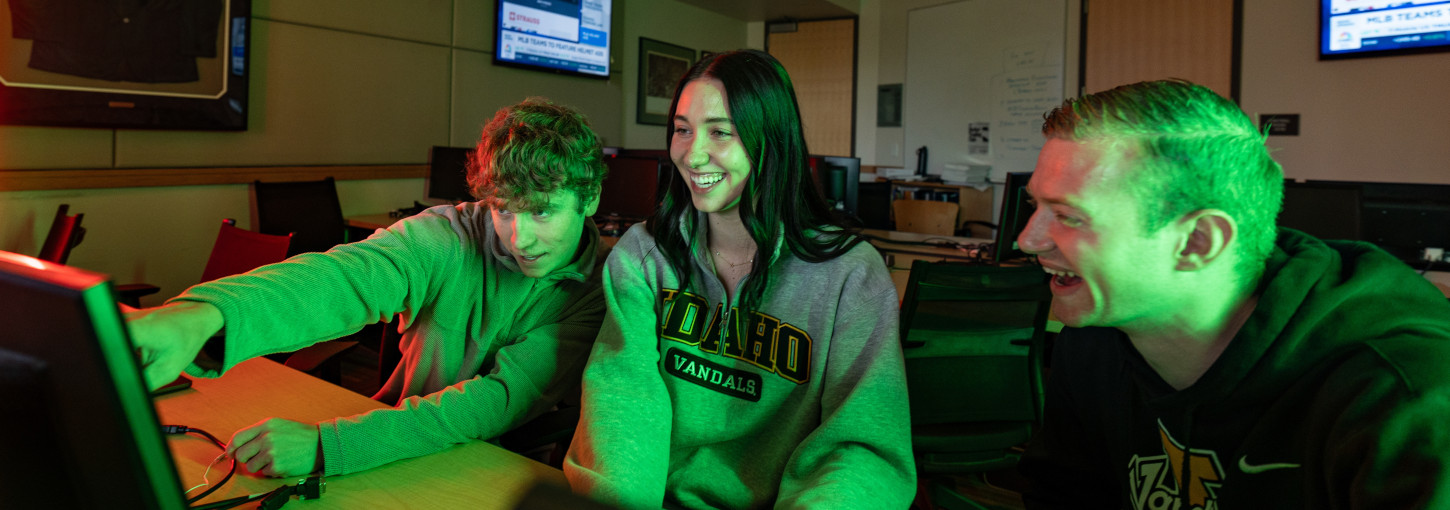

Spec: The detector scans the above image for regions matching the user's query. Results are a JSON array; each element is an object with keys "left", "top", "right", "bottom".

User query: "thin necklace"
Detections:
[{"left": 714, "top": 250, "right": 754, "bottom": 268}]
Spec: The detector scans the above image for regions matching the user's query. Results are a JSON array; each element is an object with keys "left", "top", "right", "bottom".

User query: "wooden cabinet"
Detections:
[{"left": 887, "top": 180, "right": 993, "bottom": 237}]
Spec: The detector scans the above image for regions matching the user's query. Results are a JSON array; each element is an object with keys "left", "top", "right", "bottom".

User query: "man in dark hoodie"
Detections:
[{"left": 1016, "top": 79, "right": 1450, "bottom": 508}]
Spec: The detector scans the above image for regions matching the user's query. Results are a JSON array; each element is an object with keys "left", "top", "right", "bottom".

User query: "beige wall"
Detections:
[
  {"left": 1240, "top": 1, "right": 1450, "bottom": 185},
  {"left": 0, "top": 0, "right": 746, "bottom": 305},
  {"left": 857, "top": 0, "right": 1450, "bottom": 186}
]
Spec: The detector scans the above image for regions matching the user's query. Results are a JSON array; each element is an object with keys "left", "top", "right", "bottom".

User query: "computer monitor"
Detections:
[
  {"left": 596, "top": 154, "right": 665, "bottom": 220},
  {"left": 1278, "top": 180, "right": 1362, "bottom": 241},
  {"left": 427, "top": 146, "right": 475, "bottom": 203},
  {"left": 994, "top": 172, "right": 1035, "bottom": 264},
  {"left": 807, "top": 156, "right": 861, "bottom": 216},
  {"left": 1359, "top": 180, "right": 1450, "bottom": 268},
  {"left": 0, "top": 250, "right": 186, "bottom": 508}
]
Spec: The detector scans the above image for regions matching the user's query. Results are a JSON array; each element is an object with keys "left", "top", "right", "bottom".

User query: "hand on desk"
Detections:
[
  {"left": 124, "top": 301, "right": 225, "bottom": 391},
  {"left": 227, "top": 417, "right": 324, "bottom": 477}
]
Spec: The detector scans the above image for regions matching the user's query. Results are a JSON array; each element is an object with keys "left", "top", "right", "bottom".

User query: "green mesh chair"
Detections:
[{"left": 899, "top": 260, "right": 1051, "bottom": 510}]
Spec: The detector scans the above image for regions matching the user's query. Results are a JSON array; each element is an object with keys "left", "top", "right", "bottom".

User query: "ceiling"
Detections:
[{"left": 672, "top": 0, "right": 858, "bottom": 22}]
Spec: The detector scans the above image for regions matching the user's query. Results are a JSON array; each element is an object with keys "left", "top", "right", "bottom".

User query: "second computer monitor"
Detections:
[
  {"left": 994, "top": 172, "right": 1035, "bottom": 264},
  {"left": 427, "top": 146, "right": 475, "bottom": 203},
  {"left": 597, "top": 154, "right": 665, "bottom": 220},
  {"left": 808, "top": 155, "right": 861, "bottom": 216}
]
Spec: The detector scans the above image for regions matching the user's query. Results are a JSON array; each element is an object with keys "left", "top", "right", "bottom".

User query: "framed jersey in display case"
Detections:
[{"left": 0, "top": 0, "right": 251, "bottom": 130}]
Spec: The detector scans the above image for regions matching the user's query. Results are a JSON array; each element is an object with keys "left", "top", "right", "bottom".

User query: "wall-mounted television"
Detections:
[
  {"left": 494, "top": 0, "right": 612, "bottom": 79},
  {"left": 1320, "top": 0, "right": 1450, "bottom": 60}
]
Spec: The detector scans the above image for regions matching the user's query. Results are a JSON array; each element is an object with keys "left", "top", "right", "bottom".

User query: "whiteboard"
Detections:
[{"left": 904, "top": 0, "right": 1068, "bottom": 184}]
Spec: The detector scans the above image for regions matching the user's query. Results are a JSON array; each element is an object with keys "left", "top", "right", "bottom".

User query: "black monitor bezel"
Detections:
[
  {"left": 0, "top": 251, "right": 186, "bottom": 508},
  {"left": 994, "top": 172, "right": 1035, "bottom": 264}
]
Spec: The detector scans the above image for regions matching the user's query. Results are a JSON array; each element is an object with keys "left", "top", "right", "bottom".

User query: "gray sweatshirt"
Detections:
[{"left": 564, "top": 215, "right": 916, "bottom": 509}]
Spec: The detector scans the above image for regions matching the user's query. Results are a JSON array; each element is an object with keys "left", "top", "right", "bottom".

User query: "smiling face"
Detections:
[
  {"left": 670, "top": 78, "right": 753, "bottom": 215},
  {"left": 490, "top": 190, "right": 597, "bottom": 278},
  {"left": 1016, "top": 138, "right": 1185, "bottom": 329}
]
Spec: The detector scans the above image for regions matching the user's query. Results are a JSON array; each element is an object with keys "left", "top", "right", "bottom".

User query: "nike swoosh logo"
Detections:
[{"left": 1239, "top": 456, "right": 1301, "bottom": 474}]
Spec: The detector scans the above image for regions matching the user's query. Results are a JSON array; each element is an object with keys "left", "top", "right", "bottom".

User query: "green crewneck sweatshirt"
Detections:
[
  {"left": 172, "top": 203, "right": 604, "bottom": 476},
  {"left": 564, "top": 215, "right": 916, "bottom": 509}
]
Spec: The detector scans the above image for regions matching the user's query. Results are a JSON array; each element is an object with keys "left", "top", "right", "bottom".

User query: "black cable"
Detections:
[
  {"left": 189, "top": 492, "right": 268, "bottom": 510},
  {"left": 161, "top": 425, "right": 237, "bottom": 505},
  {"left": 190, "top": 476, "right": 325, "bottom": 510}
]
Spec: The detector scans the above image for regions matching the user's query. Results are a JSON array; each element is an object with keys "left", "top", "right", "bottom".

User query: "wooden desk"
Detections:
[
  {"left": 862, "top": 228, "right": 992, "bottom": 262},
  {"left": 155, "top": 359, "right": 566, "bottom": 509},
  {"left": 346, "top": 213, "right": 401, "bottom": 231},
  {"left": 863, "top": 229, "right": 993, "bottom": 296}
]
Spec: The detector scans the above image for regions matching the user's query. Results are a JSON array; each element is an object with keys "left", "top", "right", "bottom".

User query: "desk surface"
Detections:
[
  {"left": 861, "top": 228, "right": 991, "bottom": 262},
  {"left": 155, "top": 359, "right": 565, "bottom": 509},
  {"left": 346, "top": 213, "right": 402, "bottom": 231}
]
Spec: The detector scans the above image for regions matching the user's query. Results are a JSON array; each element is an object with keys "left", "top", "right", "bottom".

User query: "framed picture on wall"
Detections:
[
  {"left": 0, "top": 0, "right": 252, "bottom": 130},
  {"left": 636, "top": 37, "right": 693, "bottom": 126}
]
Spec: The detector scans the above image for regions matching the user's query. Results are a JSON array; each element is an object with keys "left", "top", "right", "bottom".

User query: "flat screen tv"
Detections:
[
  {"left": 1320, "top": 0, "right": 1450, "bottom": 60},
  {"left": 494, "top": 0, "right": 612, "bottom": 78}
]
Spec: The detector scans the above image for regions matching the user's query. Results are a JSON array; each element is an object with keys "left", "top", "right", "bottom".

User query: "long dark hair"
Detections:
[{"left": 646, "top": 49, "right": 862, "bottom": 319}]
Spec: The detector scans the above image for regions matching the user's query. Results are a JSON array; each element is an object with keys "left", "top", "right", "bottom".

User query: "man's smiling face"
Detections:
[{"left": 1017, "top": 138, "right": 1184, "bottom": 329}]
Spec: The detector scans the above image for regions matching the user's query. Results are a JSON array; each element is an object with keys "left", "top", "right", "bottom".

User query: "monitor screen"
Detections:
[
  {"left": 1359, "top": 180, "right": 1450, "bottom": 268},
  {"left": 428, "top": 146, "right": 475, "bottom": 203},
  {"left": 807, "top": 156, "right": 861, "bottom": 216},
  {"left": 0, "top": 251, "right": 186, "bottom": 508},
  {"left": 596, "top": 155, "right": 663, "bottom": 220},
  {"left": 994, "top": 172, "right": 1035, "bottom": 264},
  {"left": 1320, "top": 0, "right": 1450, "bottom": 60},
  {"left": 1279, "top": 180, "right": 1363, "bottom": 241},
  {"left": 494, "top": 0, "right": 612, "bottom": 78}
]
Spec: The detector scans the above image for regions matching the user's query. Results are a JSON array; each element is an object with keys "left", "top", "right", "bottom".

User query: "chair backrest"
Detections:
[
  {"left": 899, "top": 260, "right": 1051, "bottom": 427},
  {"left": 199, "top": 219, "right": 293, "bottom": 283},
  {"left": 252, "top": 177, "right": 346, "bottom": 257},
  {"left": 37, "top": 204, "right": 86, "bottom": 264},
  {"left": 893, "top": 199, "right": 959, "bottom": 236}
]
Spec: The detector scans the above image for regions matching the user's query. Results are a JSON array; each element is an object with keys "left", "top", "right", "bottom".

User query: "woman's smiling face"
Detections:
[{"left": 670, "top": 78, "right": 753, "bottom": 215}]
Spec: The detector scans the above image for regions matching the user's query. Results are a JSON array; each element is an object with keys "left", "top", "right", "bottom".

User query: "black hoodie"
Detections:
[{"left": 1020, "top": 228, "right": 1450, "bottom": 509}]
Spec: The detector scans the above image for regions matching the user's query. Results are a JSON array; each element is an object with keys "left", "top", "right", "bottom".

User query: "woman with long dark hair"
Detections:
[{"left": 564, "top": 49, "right": 914, "bottom": 509}]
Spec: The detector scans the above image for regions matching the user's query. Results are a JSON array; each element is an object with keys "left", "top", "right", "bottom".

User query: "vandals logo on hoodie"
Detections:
[
  {"left": 1127, "top": 421, "right": 1226, "bottom": 510},
  {"left": 657, "top": 289, "right": 813, "bottom": 401}
]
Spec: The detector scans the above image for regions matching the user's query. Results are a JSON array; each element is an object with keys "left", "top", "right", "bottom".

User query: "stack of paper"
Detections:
[
  {"left": 941, "top": 164, "right": 989, "bottom": 184},
  {"left": 878, "top": 167, "right": 915, "bottom": 180}
]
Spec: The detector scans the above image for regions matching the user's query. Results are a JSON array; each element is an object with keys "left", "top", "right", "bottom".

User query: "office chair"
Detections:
[
  {"left": 117, "top": 219, "right": 295, "bottom": 308},
  {"left": 252, "top": 177, "right": 348, "bottom": 257},
  {"left": 37, "top": 204, "right": 86, "bottom": 264},
  {"left": 894, "top": 199, "right": 960, "bottom": 236},
  {"left": 899, "top": 260, "right": 1051, "bottom": 510}
]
